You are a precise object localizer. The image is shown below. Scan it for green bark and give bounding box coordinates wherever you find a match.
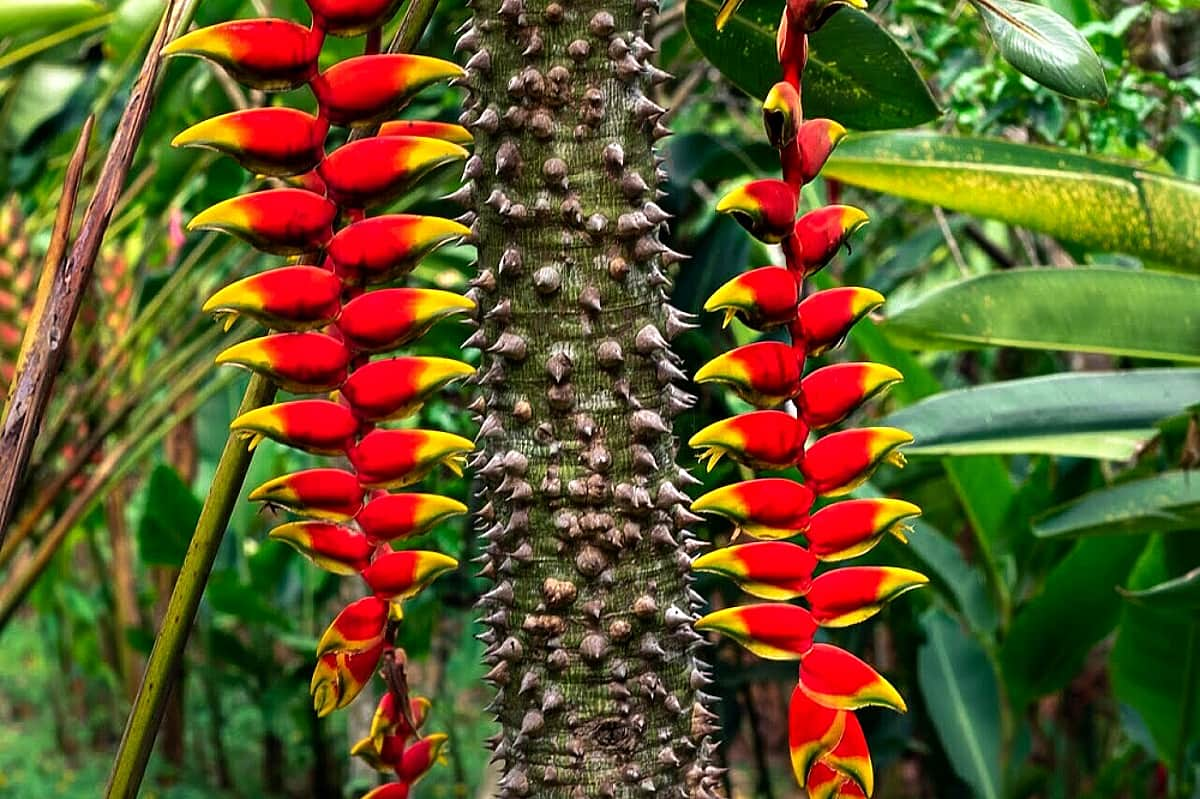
[460,1,721,796]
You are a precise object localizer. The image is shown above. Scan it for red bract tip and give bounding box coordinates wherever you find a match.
[824,710,873,796]
[306,0,404,36]
[203,265,342,331]
[775,11,807,87]
[689,410,808,472]
[801,427,913,496]
[378,120,474,145]
[340,356,473,421]
[348,429,474,489]
[162,19,320,91]
[806,566,928,627]
[311,639,385,717]
[326,215,471,284]
[704,266,800,330]
[790,206,870,275]
[361,783,410,799]
[795,287,885,356]
[805,761,849,799]
[317,595,390,656]
[695,341,804,408]
[172,108,326,176]
[798,642,906,711]
[799,362,903,429]
[188,189,336,255]
[797,118,848,184]
[249,468,365,521]
[695,603,817,660]
[360,550,458,600]
[806,497,921,561]
[338,288,476,352]
[716,178,799,244]
[318,136,468,209]
[789,684,846,786]
[394,733,449,783]
[215,332,350,393]
[691,478,815,539]
[315,54,466,127]
[230,399,359,455]
[763,81,802,150]
[268,520,373,575]
[692,541,818,600]
[355,492,468,543]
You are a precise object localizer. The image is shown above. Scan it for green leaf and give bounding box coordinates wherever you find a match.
[1110,536,1200,763]
[206,571,290,628]
[885,268,1200,363]
[136,464,202,568]
[918,609,1004,799]
[0,0,105,36]
[823,132,1200,271]
[1000,535,1146,708]
[971,0,1107,101]
[1034,471,1200,538]
[1121,566,1200,611]
[683,0,939,129]
[883,369,1200,460]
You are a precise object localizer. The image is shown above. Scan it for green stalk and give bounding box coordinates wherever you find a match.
[104,374,275,799]
[1172,621,1199,799]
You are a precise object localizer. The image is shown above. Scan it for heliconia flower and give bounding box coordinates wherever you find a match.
[799,362,903,429]
[306,0,404,36]
[797,642,906,711]
[695,603,817,659]
[313,54,466,127]
[797,119,848,185]
[202,265,343,331]
[215,332,350,393]
[318,136,469,208]
[716,179,799,244]
[268,520,374,574]
[311,638,385,717]
[691,541,817,600]
[802,427,912,496]
[188,189,336,255]
[795,286,885,356]
[806,761,850,799]
[787,0,869,33]
[791,205,869,274]
[361,783,410,799]
[360,549,458,600]
[694,341,803,408]
[394,733,449,783]
[326,215,471,284]
[806,566,928,627]
[378,119,474,145]
[775,10,808,87]
[762,81,802,149]
[368,693,432,742]
[355,492,468,543]
[789,684,847,786]
[824,710,873,796]
[339,356,474,421]
[704,266,800,330]
[689,410,809,472]
[317,595,389,656]
[806,497,922,561]
[230,399,359,454]
[690,478,814,539]
[348,429,474,488]
[338,288,475,352]
[161,19,321,91]
[249,468,365,521]
[171,108,326,176]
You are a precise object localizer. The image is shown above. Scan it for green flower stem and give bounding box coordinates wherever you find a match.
[104,373,274,799]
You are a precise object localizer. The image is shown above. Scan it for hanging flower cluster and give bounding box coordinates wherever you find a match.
[687,0,927,795]
[166,2,475,793]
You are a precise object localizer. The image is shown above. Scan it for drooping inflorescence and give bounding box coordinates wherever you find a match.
[167,3,475,793]
[687,0,927,795]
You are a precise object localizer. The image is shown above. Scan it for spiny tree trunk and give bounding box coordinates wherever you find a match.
[459,2,721,796]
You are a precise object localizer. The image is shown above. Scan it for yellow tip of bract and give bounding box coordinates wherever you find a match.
[187,195,246,233]
[161,27,221,58]
[851,287,887,315]
[828,120,849,144]
[714,0,743,28]
[693,352,744,387]
[715,184,750,216]
[841,205,870,235]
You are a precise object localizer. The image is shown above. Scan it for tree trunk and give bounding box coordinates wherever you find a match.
[460,2,720,796]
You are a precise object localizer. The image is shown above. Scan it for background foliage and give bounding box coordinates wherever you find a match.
[0,0,1197,795]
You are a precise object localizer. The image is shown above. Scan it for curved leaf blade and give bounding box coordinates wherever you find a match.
[684,0,940,130]
[823,132,1200,271]
[972,0,1107,101]
[1034,471,1200,538]
[0,0,105,36]
[1121,566,1200,611]
[883,370,1200,460]
[884,268,1200,362]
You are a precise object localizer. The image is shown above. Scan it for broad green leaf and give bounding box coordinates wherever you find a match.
[1034,471,1200,538]
[1120,566,1200,611]
[885,268,1200,362]
[3,63,87,145]
[1000,535,1146,708]
[1111,536,1200,762]
[683,0,939,129]
[883,370,1200,460]
[823,133,1200,271]
[136,465,202,568]
[918,609,1003,799]
[0,0,105,36]
[971,0,1107,101]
